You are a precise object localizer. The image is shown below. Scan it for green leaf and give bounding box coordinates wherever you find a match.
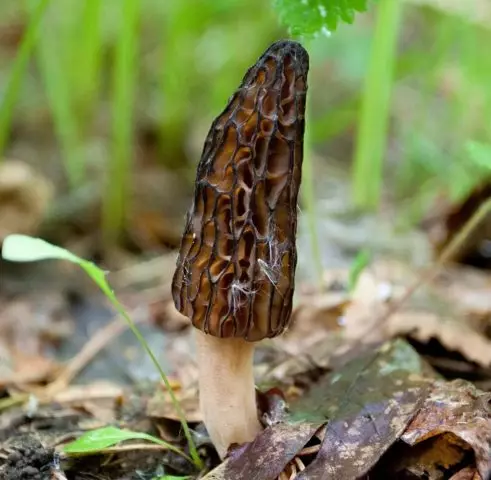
[348,248,371,292]
[2,235,113,300]
[2,234,81,263]
[153,476,191,480]
[63,426,188,461]
[273,0,374,37]
[466,140,491,171]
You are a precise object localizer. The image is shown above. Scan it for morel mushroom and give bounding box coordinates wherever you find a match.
[172,40,309,459]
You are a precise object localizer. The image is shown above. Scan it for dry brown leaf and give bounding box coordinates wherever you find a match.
[50,382,123,424]
[292,340,431,480]
[209,340,430,480]
[450,466,481,480]
[51,382,123,404]
[280,290,348,354]
[203,423,321,480]
[0,160,53,241]
[435,266,491,319]
[146,384,202,423]
[387,312,491,367]
[0,349,59,387]
[152,301,190,333]
[373,433,471,479]
[0,294,72,387]
[0,293,72,352]
[127,167,191,249]
[258,287,348,381]
[343,259,491,367]
[402,379,491,479]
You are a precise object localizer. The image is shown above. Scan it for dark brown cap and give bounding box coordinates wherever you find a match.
[172,40,309,341]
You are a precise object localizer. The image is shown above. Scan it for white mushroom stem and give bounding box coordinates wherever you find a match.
[194,329,263,459]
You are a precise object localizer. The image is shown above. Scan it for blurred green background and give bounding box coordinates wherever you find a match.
[0,0,490,273]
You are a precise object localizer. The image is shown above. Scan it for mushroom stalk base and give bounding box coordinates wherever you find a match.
[195,329,262,459]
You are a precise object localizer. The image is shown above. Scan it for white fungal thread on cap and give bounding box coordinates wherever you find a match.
[182,262,192,287]
[257,235,288,288]
[229,280,257,314]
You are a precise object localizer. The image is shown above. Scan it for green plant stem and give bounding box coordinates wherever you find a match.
[102,291,203,469]
[103,0,139,246]
[1,234,203,470]
[0,0,50,160]
[352,0,403,210]
[383,197,491,320]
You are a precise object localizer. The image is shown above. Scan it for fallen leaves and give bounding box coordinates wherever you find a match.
[290,340,430,479]
[203,423,321,480]
[0,293,71,388]
[203,338,491,479]
[204,340,428,479]
[401,380,491,479]
[343,258,491,368]
[147,383,202,423]
[2,224,491,479]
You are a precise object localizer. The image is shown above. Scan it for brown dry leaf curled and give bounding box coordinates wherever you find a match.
[401,379,491,479]
[203,423,321,480]
[450,466,481,480]
[343,259,491,367]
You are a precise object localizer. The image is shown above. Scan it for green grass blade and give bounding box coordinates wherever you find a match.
[27,0,85,187]
[0,0,50,160]
[103,0,140,245]
[159,1,189,169]
[352,0,403,209]
[348,248,371,292]
[2,234,203,469]
[75,0,102,131]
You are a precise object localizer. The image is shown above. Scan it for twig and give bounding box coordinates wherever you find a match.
[380,197,491,321]
[0,393,29,411]
[44,311,145,396]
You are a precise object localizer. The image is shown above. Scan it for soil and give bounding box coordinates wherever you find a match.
[0,388,203,480]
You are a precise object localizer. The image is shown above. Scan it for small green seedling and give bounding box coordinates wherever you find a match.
[1,234,202,469]
[63,426,192,463]
[348,248,371,292]
[153,476,191,480]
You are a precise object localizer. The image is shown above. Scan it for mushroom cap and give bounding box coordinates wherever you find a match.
[172,40,309,341]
